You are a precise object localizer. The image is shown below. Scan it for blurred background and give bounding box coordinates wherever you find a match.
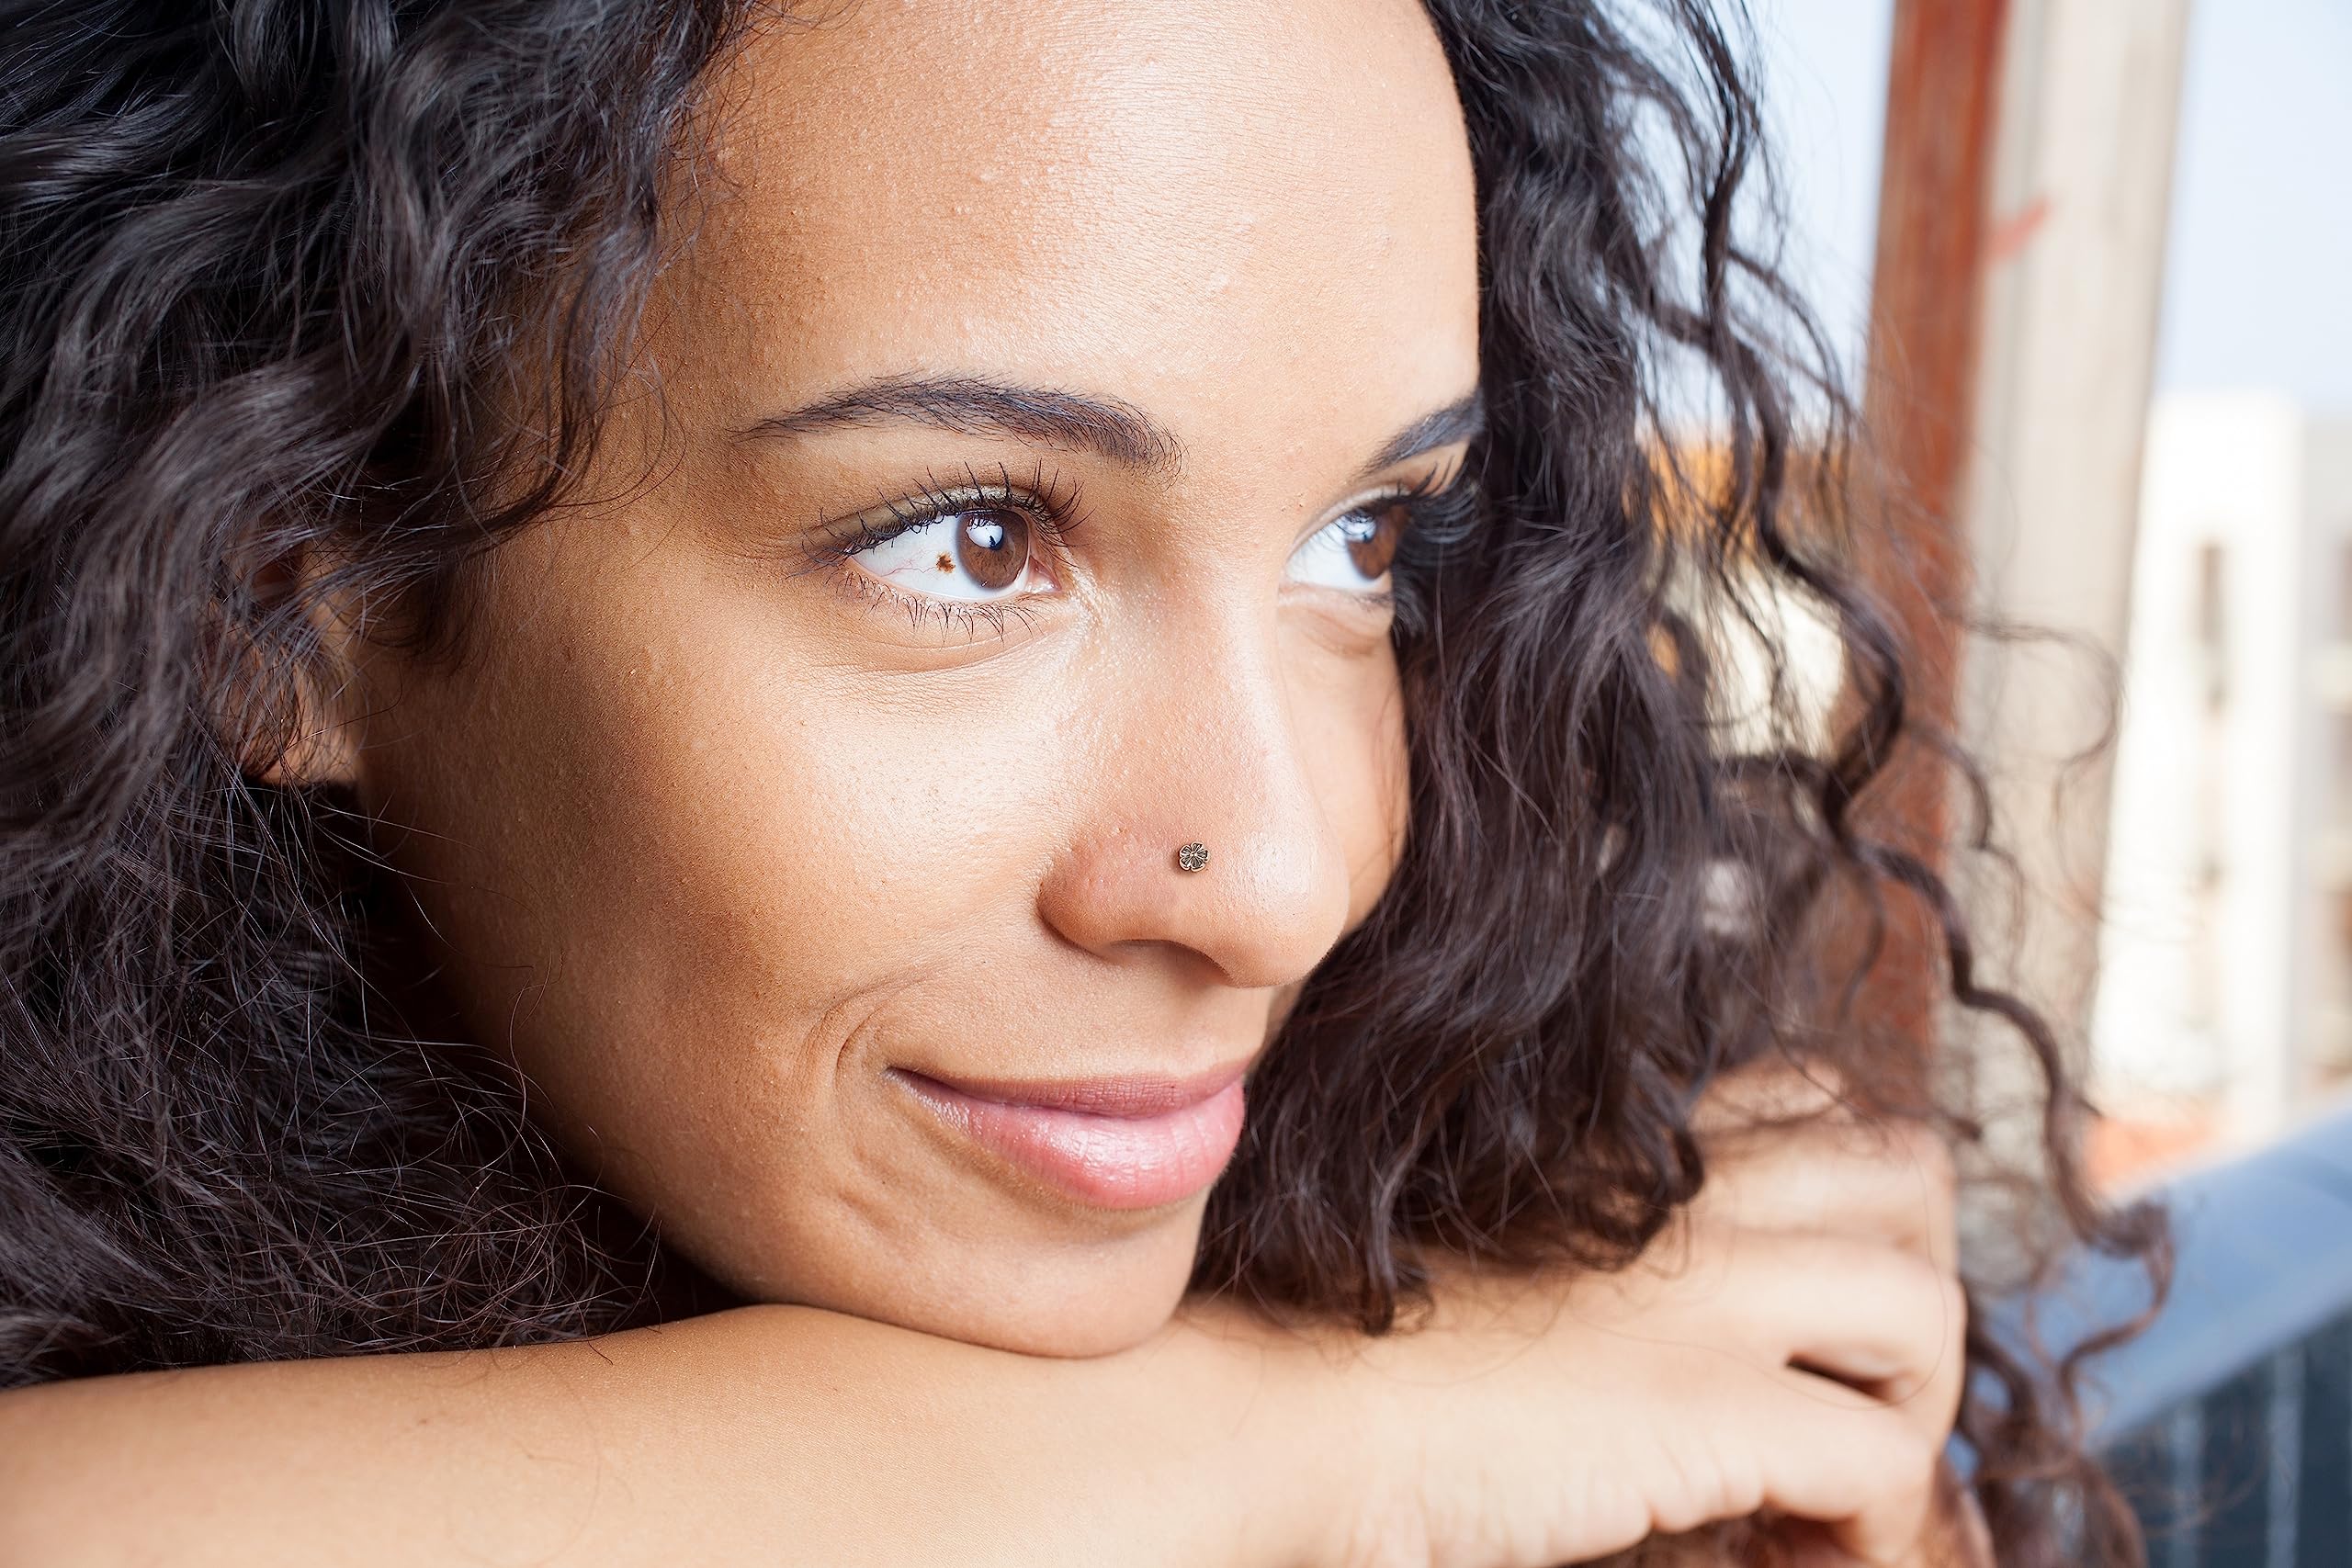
[1740,2,2352,1557]
[1754,0,2352,1179]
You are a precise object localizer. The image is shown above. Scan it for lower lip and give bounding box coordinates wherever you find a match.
[893,1070,1248,1211]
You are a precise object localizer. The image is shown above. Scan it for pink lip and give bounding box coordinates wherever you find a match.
[892,1063,1249,1211]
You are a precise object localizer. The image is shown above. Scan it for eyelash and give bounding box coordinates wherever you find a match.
[808,459,1477,642]
[806,460,1089,641]
[1342,464,1475,613]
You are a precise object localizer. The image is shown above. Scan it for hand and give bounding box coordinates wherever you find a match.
[1310,1062,1970,1568]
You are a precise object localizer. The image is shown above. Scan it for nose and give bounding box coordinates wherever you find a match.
[1034,615,1357,993]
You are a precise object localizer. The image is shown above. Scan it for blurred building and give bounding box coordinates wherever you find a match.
[2094,393,2352,1156]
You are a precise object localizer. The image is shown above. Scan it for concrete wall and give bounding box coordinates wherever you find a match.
[2095,395,2352,1144]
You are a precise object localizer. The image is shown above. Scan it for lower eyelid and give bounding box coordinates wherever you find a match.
[830,552,1059,644]
[843,570,1036,638]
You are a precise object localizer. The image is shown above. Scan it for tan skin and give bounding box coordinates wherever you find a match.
[0,3,1989,1563]
[342,0,1457,1360]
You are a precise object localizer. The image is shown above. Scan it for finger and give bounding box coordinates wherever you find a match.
[1931,1458,1997,1568]
[1779,1469,1979,1568]
[1825,1470,1943,1568]
[1779,1520,1882,1568]
[1741,1366,1941,1566]
[1729,1232,1969,1437]
[1693,1116,1960,1270]
[1779,1520,1923,1568]
[1785,1539,1867,1568]
[1689,1055,1855,1139]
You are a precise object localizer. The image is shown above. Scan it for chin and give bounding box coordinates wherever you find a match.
[678,1187,1215,1360]
[938,1277,1195,1359]
[875,1219,1207,1359]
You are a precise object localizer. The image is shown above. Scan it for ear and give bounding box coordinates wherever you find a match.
[250,661,365,791]
[220,542,370,793]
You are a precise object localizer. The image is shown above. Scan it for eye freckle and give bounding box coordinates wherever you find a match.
[839,495,1042,613]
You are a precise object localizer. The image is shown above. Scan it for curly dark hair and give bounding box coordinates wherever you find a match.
[0,1,2164,1562]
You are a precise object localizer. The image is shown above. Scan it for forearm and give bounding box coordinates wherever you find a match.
[0,1303,1345,1568]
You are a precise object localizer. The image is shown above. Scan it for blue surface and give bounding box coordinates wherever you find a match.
[1996,1100,2352,1440]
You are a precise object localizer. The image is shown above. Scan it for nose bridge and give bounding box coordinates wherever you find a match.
[1036,598,1354,992]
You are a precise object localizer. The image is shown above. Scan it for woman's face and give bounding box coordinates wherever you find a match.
[336,0,1479,1356]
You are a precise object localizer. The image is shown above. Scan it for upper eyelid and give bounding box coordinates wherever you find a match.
[810,468,1448,640]
[1337,457,1472,512]
[807,457,1466,581]
[808,468,1086,565]
[1301,464,1471,542]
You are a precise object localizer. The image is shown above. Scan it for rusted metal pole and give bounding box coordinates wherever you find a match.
[1849,0,2013,1050]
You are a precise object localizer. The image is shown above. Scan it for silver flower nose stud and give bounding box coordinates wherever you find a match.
[1175,842,1210,873]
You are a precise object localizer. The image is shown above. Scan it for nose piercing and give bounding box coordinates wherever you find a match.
[1175,842,1210,873]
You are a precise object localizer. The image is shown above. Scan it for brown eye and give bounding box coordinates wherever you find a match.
[1287,498,1411,594]
[1340,502,1405,581]
[847,498,1050,604]
[954,508,1029,592]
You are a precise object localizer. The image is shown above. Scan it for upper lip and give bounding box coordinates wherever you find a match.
[893,1059,1250,1118]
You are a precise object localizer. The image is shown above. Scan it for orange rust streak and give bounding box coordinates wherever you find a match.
[1985,194,2052,266]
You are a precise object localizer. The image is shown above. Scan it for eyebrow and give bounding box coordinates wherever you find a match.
[738,374,1184,477]
[1358,389,1485,479]
[736,374,1486,484]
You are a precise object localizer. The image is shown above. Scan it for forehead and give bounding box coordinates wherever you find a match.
[677,0,1478,436]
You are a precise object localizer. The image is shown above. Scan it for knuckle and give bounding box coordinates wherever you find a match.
[1766,1056,1851,1118]
[1876,1116,1954,1188]
[1862,1247,1965,1374]
[1874,1420,1940,1490]
[1871,1118,1960,1231]
[1902,1247,1965,1325]
[1939,1274,1973,1356]
[1910,1123,1959,1197]
[1697,1053,1850,1132]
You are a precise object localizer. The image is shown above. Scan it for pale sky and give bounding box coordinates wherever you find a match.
[1754,0,2352,413]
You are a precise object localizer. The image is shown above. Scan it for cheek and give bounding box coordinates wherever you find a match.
[362,547,1076,1169]
[1287,641,1410,926]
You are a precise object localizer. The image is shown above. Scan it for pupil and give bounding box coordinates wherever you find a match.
[955,509,1028,592]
